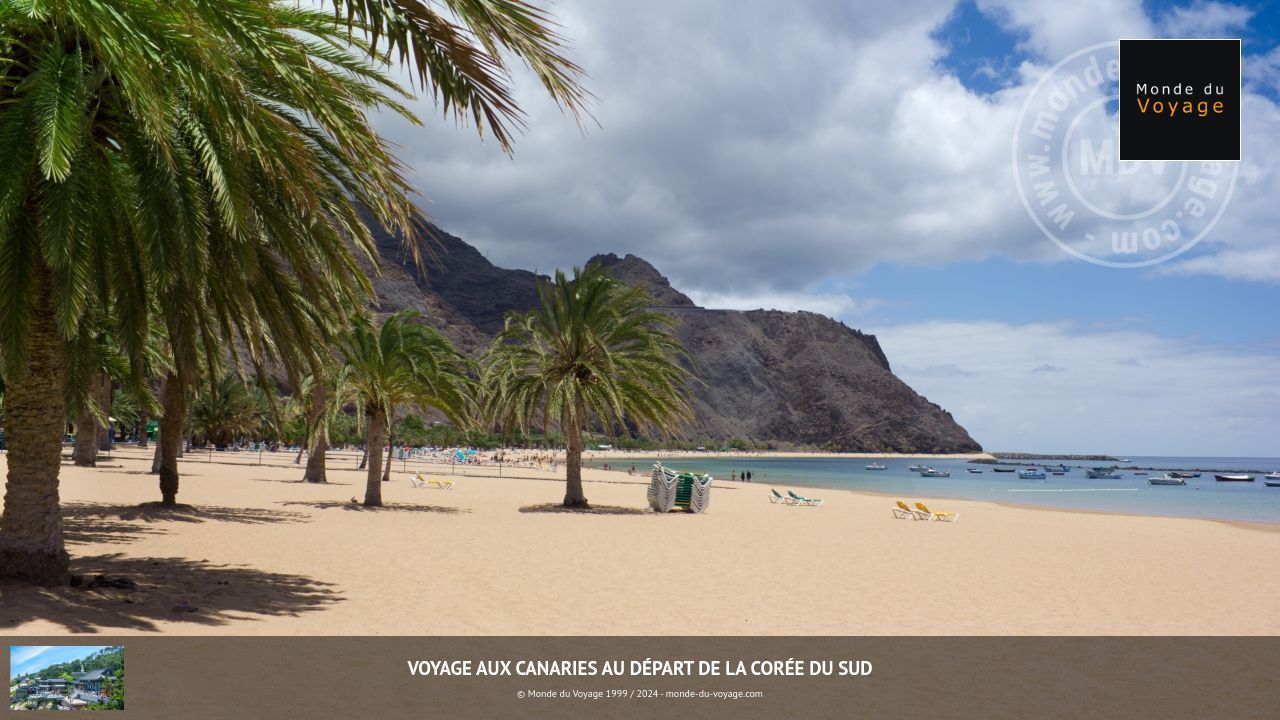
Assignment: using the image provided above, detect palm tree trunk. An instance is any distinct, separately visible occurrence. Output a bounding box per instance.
[303,383,328,484]
[95,373,112,453]
[157,372,186,506]
[151,430,162,472]
[72,408,97,467]
[0,263,70,584]
[563,416,588,508]
[381,418,394,483]
[362,408,387,506]
[136,414,149,448]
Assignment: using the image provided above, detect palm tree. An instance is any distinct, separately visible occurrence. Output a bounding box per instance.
[294,366,355,483]
[342,311,473,506]
[190,376,263,450]
[0,0,588,585]
[483,265,694,508]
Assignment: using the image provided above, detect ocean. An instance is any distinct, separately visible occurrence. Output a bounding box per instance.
[586,455,1280,524]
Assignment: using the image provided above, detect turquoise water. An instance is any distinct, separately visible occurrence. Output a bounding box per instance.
[586,456,1280,524]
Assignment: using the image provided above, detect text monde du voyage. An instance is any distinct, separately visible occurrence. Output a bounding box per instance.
[1133,82,1229,118]
[407,658,874,677]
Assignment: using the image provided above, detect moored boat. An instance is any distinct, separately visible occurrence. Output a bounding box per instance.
[1018,468,1046,479]
[907,464,924,472]
[865,462,886,470]
[1085,466,1123,479]
[1264,479,1280,487]
[1147,475,1186,486]
[1169,471,1200,479]
[1045,464,1070,473]
[1215,474,1254,482]
[920,468,950,477]
[992,467,1015,473]
[1264,472,1280,481]
[967,468,983,474]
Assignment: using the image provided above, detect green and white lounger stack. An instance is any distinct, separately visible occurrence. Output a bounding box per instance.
[648,463,712,513]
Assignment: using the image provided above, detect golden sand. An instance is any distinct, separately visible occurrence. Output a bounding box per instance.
[2,446,1277,635]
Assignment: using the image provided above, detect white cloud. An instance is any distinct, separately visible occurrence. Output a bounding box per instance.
[876,320,1280,455]
[1159,1,1254,37]
[375,0,1280,289]
[684,289,883,318]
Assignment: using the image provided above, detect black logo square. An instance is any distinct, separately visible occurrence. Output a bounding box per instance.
[1119,39,1240,161]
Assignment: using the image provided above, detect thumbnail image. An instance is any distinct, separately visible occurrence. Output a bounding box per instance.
[9,646,123,711]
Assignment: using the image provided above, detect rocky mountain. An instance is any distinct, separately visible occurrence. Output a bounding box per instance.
[366,224,982,453]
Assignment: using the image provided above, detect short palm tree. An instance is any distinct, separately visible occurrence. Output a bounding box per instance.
[483,265,693,508]
[343,311,474,506]
[294,364,356,484]
[190,376,264,450]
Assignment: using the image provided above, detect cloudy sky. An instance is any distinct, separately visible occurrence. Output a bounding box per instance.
[375,0,1280,456]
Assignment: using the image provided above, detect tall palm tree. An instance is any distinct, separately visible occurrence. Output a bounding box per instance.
[483,265,694,508]
[343,311,473,506]
[0,0,588,585]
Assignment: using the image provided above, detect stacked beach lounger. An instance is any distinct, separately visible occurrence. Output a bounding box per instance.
[647,463,712,513]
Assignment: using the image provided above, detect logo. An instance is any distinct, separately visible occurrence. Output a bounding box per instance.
[1013,41,1238,268]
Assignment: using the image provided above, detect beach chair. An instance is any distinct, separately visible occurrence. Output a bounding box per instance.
[769,489,794,505]
[787,490,824,507]
[893,500,917,519]
[415,473,455,490]
[409,474,426,489]
[914,502,958,522]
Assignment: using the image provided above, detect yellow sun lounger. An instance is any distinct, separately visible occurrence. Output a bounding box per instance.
[893,500,918,519]
[412,473,455,490]
[915,502,958,522]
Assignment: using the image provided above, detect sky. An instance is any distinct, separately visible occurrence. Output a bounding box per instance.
[10,647,110,680]
[372,0,1280,456]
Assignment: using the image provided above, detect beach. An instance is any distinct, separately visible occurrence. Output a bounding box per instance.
[2,446,1278,636]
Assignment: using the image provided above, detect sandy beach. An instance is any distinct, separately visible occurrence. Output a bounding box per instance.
[2,446,1278,636]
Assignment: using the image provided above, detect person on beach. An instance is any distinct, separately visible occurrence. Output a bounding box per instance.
[746,470,752,482]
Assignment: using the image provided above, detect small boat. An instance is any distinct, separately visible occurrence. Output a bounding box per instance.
[1051,472,1065,476]
[1132,471,1147,476]
[907,464,924,472]
[992,467,1016,473]
[1264,472,1280,480]
[1169,471,1200,479]
[1086,467,1123,479]
[1264,479,1280,487]
[967,468,983,474]
[1215,474,1254,482]
[920,468,951,477]
[1147,475,1186,486]
[1044,464,1070,473]
[865,463,886,471]
[1018,468,1046,479]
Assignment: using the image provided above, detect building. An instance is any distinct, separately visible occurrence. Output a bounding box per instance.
[73,668,108,694]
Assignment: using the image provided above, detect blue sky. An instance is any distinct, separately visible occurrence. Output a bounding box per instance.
[379,0,1280,455]
[10,646,110,680]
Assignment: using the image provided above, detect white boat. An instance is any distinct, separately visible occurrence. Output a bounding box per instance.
[1264,472,1280,480]
[920,468,950,477]
[1018,468,1046,479]
[1085,467,1123,479]
[865,462,886,470]
[967,468,983,474]
[1215,474,1254,482]
[907,464,924,472]
[1147,475,1186,486]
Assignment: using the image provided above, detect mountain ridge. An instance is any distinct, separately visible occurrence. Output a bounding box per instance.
[365,224,981,453]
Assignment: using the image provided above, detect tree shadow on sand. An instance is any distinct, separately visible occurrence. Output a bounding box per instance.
[279,500,467,514]
[519,503,648,516]
[63,502,311,526]
[0,554,342,633]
